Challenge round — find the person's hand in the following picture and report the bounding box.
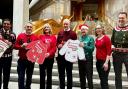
[5,40,12,46]
[45,53,50,58]
[58,44,63,48]
[79,42,84,47]
[103,63,109,71]
[21,43,28,48]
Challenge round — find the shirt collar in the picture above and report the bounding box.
[64,28,70,31]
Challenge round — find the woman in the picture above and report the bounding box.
[95,24,111,89]
[78,24,95,89]
[39,23,56,89]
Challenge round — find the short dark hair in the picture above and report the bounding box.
[2,18,11,24]
[119,12,127,18]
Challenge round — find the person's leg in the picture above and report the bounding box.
[124,62,128,81]
[112,52,122,89]
[78,60,86,89]
[46,58,54,89]
[0,58,3,89]
[3,57,12,89]
[86,60,93,89]
[56,55,65,89]
[17,59,26,89]
[39,60,46,89]
[123,54,128,85]
[65,60,73,89]
[25,60,35,89]
[96,61,110,89]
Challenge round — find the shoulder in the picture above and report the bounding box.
[51,35,56,38]
[104,35,111,41]
[58,29,64,34]
[38,34,44,39]
[17,33,26,38]
[88,35,94,40]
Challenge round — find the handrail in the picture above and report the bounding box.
[32,14,74,35]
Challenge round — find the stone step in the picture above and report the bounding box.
[9,74,128,88]
[11,61,127,73]
[11,67,128,81]
[7,82,81,89]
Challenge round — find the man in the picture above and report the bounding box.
[56,19,77,89]
[0,19,16,89]
[14,22,37,89]
[111,12,128,89]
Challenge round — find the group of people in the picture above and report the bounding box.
[0,11,127,89]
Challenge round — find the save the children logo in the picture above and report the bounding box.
[26,40,47,64]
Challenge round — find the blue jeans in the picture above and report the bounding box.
[17,59,34,89]
[112,52,128,89]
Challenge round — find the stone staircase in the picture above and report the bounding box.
[10,50,128,89]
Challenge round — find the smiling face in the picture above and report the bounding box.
[3,20,11,31]
[43,23,52,34]
[118,13,127,27]
[25,23,33,35]
[80,26,89,36]
[63,19,70,31]
[81,28,88,36]
[95,27,103,35]
[95,25,105,36]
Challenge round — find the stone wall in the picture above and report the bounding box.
[105,0,128,27]
[30,0,71,21]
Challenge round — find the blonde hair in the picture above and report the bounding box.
[42,23,52,34]
[95,24,105,36]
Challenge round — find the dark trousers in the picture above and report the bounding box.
[39,58,54,89]
[96,60,110,89]
[0,57,12,89]
[56,55,73,89]
[112,52,128,89]
[17,59,34,89]
[78,60,93,89]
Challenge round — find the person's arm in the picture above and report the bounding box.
[47,36,57,57]
[111,29,115,45]
[103,36,112,71]
[14,34,24,50]
[83,37,95,53]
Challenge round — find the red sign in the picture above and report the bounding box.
[26,40,47,64]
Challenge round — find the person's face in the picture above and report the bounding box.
[95,27,103,36]
[81,28,88,36]
[63,22,70,30]
[44,26,51,34]
[25,23,33,35]
[118,14,127,26]
[3,20,11,30]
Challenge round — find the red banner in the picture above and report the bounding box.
[26,40,47,64]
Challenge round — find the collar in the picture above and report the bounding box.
[114,25,128,31]
[64,28,70,31]
[3,28,10,34]
[24,32,32,36]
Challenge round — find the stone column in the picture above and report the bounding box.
[13,0,29,36]
[13,0,29,59]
